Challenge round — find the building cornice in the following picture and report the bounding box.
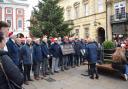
[0,2,29,7]
[71,11,106,21]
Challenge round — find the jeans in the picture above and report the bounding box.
[74,55,80,66]
[125,64,128,74]
[52,57,59,73]
[89,63,98,76]
[34,62,41,77]
[68,54,74,67]
[61,56,68,70]
[41,58,49,75]
[23,64,31,81]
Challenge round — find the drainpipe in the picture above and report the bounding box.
[106,0,108,41]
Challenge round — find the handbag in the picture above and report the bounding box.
[0,61,23,89]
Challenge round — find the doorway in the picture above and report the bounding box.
[97,27,105,43]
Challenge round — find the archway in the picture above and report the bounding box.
[97,27,105,44]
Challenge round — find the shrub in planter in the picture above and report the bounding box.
[103,41,115,49]
[103,41,115,55]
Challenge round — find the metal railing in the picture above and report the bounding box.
[111,13,128,23]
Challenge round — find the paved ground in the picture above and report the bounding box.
[24,65,128,89]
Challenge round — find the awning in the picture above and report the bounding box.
[112,23,127,34]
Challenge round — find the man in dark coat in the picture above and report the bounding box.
[74,38,81,66]
[33,38,42,80]
[41,37,50,77]
[15,38,24,72]
[50,38,61,74]
[60,38,70,70]
[68,37,75,68]
[86,38,99,79]
[0,32,24,89]
[21,38,33,85]
[6,33,20,67]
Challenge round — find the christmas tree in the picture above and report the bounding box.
[30,0,73,38]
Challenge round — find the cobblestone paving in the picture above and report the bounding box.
[24,65,128,89]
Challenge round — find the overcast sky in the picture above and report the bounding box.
[28,0,39,11]
[25,0,39,30]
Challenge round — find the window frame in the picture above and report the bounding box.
[97,0,103,13]
[85,28,89,37]
[114,1,126,20]
[17,19,23,29]
[74,2,80,19]
[83,2,89,16]
[66,6,72,20]
[6,8,12,14]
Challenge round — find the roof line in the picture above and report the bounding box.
[0,2,29,7]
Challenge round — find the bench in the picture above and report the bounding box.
[96,64,125,80]
[96,64,115,71]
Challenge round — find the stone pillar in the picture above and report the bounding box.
[2,6,4,21]
[13,7,16,32]
[106,0,112,41]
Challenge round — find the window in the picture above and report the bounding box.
[66,7,71,20]
[6,8,12,14]
[85,28,89,37]
[6,19,12,27]
[75,7,79,19]
[114,1,126,19]
[115,8,120,19]
[17,9,23,15]
[98,0,103,13]
[84,3,89,16]
[74,2,80,19]
[83,0,89,16]
[18,19,22,28]
[121,7,125,18]
[75,29,79,36]
[67,10,71,20]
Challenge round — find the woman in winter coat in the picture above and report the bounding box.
[112,47,128,81]
[0,32,24,89]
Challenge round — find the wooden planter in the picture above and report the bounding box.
[103,49,115,60]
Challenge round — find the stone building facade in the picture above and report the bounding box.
[59,0,128,42]
[59,0,107,43]
[0,0,29,37]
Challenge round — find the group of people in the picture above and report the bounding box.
[0,21,102,88]
[6,33,101,85]
[1,20,128,89]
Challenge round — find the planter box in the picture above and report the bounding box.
[104,49,115,54]
[104,49,115,60]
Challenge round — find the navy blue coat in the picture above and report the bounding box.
[86,42,98,63]
[50,43,61,58]
[74,41,81,56]
[21,44,32,64]
[6,38,19,65]
[33,43,42,63]
[41,41,50,59]
[80,41,86,50]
